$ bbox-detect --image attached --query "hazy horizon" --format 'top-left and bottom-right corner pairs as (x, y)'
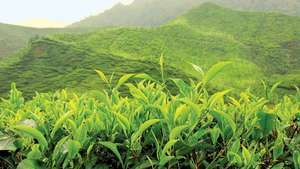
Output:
(0, 0), (134, 28)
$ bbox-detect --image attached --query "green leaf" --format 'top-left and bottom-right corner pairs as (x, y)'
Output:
(270, 81), (282, 95)
(63, 140), (82, 168)
(293, 151), (300, 169)
(208, 90), (231, 108)
(131, 119), (160, 144)
(114, 112), (131, 134)
(52, 136), (69, 165)
(115, 74), (135, 89)
(202, 61), (231, 86)
(273, 138), (284, 160)
(17, 159), (43, 169)
(271, 163), (284, 169)
(211, 111), (236, 134)
(159, 156), (175, 167)
(256, 111), (277, 137)
(95, 69), (109, 84)
(190, 63), (204, 77)
(174, 104), (188, 122)
(230, 140), (240, 153)
(169, 125), (188, 140)
(99, 141), (124, 168)
(210, 127), (221, 145)
(171, 79), (192, 96)
(51, 111), (73, 138)
(135, 158), (158, 169)
(160, 54), (165, 82)
(134, 73), (154, 81)
(188, 129), (208, 145)
(126, 83), (148, 102)
(27, 144), (42, 160)
(13, 125), (48, 150)
(161, 139), (178, 156)
(227, 151), (242, 166)
(242, 146), (252, 165)
(0, 136), (16, 151)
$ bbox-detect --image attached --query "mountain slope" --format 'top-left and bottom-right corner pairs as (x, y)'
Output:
(1, 4), (299, 97)
(0, 23), (90, 59)
(0, 38), (188, 97)
(64, 4), (300, 90)
(69, 0), (300, 28)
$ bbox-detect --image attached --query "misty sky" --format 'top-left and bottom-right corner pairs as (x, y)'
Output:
(0, 0), (134, 25)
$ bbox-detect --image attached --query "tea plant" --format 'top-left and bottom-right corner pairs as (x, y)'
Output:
(0, 62), (299, 169)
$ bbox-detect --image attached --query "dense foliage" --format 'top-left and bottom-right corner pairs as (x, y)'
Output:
(1, 62), (299, 169)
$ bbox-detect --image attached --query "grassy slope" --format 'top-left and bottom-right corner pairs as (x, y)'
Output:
(0, 38), (188, 98)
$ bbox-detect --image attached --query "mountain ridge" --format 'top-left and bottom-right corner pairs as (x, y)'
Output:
(69, 0), (300, 28)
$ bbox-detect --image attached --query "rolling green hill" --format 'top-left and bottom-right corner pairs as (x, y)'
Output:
(0, 3), (299, 97)
(65, 4), (300, 89)
(0, 23), (91, 59)
(0, 38), (188, 98)
(69, 0), (300, 28)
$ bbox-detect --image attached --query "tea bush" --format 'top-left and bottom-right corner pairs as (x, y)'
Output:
(0, 62), (299, 169)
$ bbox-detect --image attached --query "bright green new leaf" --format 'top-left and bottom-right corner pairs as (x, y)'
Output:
(174, 104), (188, 122)
(242, 146), (252, 165)
(114, 112), (131, 133)
(116, 74), (135, 89)
(126, 83), (148, 102)
(162, 139), (178, 156)
(131, 119), (160, 144)
(202, 61), (231, 86)
(51, 111), (73, 138)
(169, 125), (188, 140)
(95, 69), (109, 84)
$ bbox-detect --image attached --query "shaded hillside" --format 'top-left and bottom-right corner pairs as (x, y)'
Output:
(69, 0), (300, 28)
(0, 38), (188, 98)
